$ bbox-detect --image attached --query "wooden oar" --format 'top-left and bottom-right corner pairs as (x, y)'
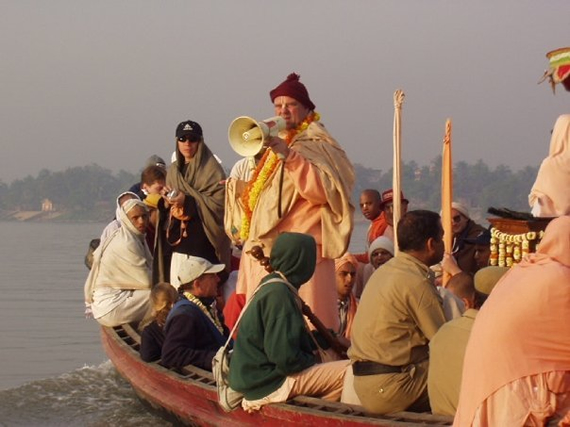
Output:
(441, 119), (453, 287)
(392, 90), (405, 255)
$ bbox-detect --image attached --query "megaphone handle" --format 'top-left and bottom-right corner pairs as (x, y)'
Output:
(265, 135), (289, 160)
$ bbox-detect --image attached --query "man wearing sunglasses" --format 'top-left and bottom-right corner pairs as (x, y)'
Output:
(164, 120), (231, 290)
(450, 202), (486, 275)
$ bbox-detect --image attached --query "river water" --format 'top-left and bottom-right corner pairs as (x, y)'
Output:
(0, 220), (367, 426)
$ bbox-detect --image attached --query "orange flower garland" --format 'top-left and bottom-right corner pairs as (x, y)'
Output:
(240, 112), (320, 241)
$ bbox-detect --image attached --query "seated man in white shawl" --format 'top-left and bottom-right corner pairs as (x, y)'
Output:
(84, 198), (153, 327)
(99, 191), (140, 244)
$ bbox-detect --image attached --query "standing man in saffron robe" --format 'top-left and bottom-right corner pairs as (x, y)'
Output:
(224, 73), (355, 331)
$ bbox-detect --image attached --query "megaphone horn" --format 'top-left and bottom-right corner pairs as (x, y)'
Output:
(228, 116), (286, 157)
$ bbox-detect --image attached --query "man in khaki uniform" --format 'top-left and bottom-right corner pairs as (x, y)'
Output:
(348, 210), (446, 414)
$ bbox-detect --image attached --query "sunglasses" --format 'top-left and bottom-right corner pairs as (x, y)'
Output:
(452, 214), (463, 223)
(177, 135), (201, 143)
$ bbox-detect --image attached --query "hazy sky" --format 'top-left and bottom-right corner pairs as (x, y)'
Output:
(1, 0), (569, 183)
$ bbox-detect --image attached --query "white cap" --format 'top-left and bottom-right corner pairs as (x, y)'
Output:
(452, 201), (470, 219)
(368, 236), (395, 259)
(177, 256), (225, 285)
(439, 201), (470, 219)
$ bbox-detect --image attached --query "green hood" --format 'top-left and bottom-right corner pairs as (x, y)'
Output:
(269, 233), (316, 289)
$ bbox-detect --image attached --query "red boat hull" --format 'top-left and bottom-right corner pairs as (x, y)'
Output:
(101, 325), (452, 426)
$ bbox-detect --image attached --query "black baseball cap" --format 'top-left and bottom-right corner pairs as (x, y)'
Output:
(176, 120), (203, 139)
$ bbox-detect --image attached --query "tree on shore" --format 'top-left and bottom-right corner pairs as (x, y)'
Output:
(351, 156), (536, 220)
(0, 158), (537, 221)
(0, 165), (136, 220)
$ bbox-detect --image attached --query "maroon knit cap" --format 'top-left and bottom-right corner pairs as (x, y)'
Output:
(269, 73), (316, 111)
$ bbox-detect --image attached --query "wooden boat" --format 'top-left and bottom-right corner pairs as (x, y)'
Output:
(101, 324), (453, 426)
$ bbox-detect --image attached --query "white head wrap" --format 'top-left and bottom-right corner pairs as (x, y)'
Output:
(368, 236), (395, 259)
(451, 201), (470, 219)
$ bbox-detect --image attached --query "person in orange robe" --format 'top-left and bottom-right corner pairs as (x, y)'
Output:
(354, 189), (387, 263)
(529, 114), (570, 217)
(224, 73), (354, 331)
(377, 189), (409, 243)
(454, 216), (570, 426)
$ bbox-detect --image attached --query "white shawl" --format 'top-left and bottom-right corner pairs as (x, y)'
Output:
(84, 199), (152, 304)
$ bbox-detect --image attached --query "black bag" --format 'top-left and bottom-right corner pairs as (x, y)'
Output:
(84, 238), (100, 270)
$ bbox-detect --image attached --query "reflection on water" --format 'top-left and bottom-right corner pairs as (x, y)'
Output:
(0, 222), (107, 390)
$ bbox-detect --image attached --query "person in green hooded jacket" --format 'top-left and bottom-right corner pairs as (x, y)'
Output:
(228, 232), (349, 412)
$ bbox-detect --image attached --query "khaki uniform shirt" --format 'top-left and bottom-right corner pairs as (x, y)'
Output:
(348, 252), (446, 366)
(428, 308), (478, 416)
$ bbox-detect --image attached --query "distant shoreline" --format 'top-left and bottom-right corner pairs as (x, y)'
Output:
(0, 210), (106, 223)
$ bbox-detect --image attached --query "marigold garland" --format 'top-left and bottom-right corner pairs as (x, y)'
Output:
(183, 291), (224, 334)
(239, 112), (320, 241)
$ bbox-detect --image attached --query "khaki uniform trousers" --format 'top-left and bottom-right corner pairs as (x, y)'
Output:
(353, 359), (430, 414)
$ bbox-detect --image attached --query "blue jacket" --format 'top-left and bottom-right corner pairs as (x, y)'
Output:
(161, 298), (228, 371)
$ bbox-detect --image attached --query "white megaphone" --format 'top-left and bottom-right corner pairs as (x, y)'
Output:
(228, 116), (286, 157)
